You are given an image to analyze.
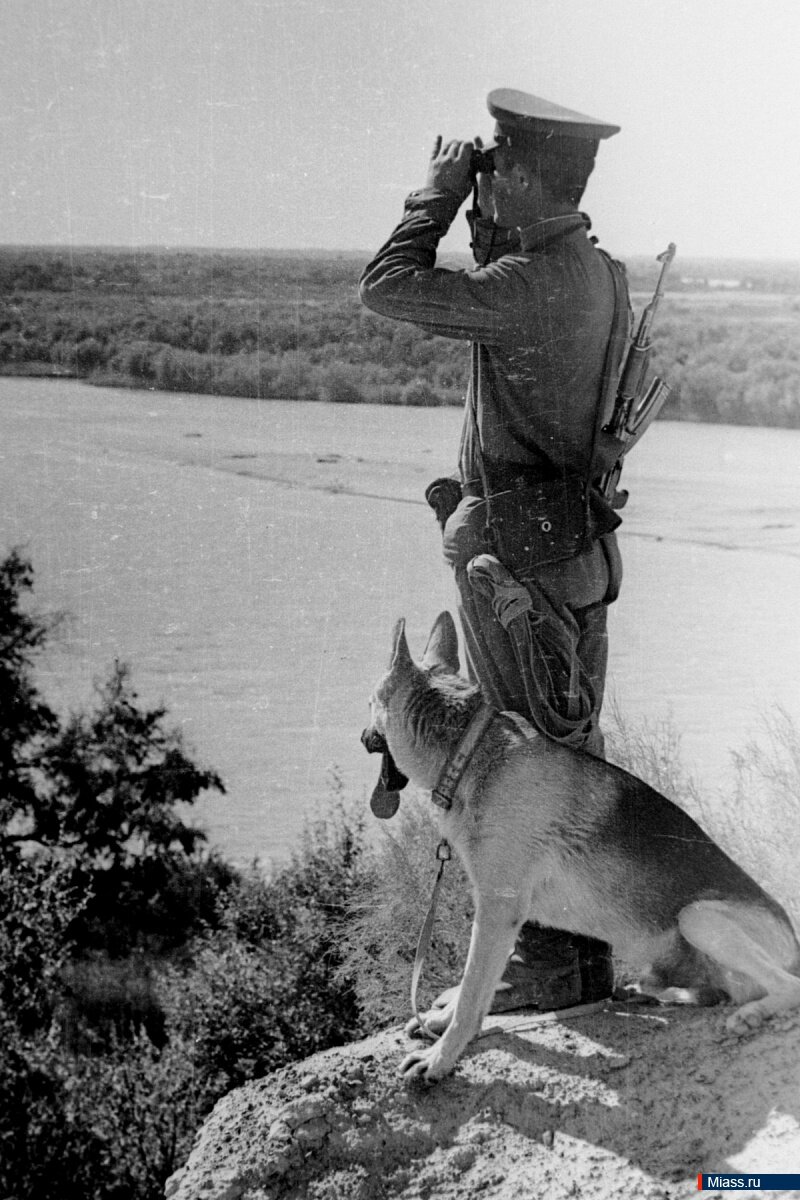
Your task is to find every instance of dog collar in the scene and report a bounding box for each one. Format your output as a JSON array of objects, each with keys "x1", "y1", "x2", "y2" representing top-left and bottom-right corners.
[{"x1": 431, "y1": 702, "x2": 497, "y2": 811}]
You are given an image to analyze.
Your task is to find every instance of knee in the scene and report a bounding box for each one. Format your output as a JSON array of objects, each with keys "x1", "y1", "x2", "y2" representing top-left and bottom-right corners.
[{"x1": 677, "y1": 900, "x2": 725, "y2": 941}]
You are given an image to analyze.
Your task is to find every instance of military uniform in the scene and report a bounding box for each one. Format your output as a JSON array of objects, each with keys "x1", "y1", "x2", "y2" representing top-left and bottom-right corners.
[{"x1": 360, "y1": 90, "x2": 629, "y2": 1010}]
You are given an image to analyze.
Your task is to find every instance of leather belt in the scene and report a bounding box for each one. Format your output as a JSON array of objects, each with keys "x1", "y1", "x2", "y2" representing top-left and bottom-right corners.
[{"x1": 463, "y1": 461, "x2": 559, "y2": 498}]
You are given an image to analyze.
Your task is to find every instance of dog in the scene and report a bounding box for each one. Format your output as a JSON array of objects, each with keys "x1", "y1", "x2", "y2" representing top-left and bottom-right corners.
[{"x1": 362, "y1": 610, "x2": 800, "y2": 1082}]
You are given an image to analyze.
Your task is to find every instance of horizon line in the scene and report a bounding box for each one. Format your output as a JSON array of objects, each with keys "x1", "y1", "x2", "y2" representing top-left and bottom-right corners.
[{"x1": 1, "y1": 242, "x2": 800, "y2": 268}]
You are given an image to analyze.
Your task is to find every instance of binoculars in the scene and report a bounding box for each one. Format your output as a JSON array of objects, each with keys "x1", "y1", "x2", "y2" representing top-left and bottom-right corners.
[{"x1": 469, "y1": 144, "x2": 496, "y2": 179}]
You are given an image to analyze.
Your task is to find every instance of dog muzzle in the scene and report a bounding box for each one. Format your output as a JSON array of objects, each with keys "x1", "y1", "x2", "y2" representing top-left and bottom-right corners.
[{"x1": 360, "y1": 727, "x2": 408, "y2": 819}]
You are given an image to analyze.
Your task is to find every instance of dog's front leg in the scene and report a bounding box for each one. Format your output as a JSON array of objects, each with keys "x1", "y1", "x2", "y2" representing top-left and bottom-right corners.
[{"x1": 400, "y1": 895, "x2": 524, "y2": 1082}]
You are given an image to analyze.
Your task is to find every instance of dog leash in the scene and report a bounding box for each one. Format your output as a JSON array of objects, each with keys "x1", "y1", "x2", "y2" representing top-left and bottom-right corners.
[{"x1": 410, "y1": 838, "x2": 452, "y2": 1041}]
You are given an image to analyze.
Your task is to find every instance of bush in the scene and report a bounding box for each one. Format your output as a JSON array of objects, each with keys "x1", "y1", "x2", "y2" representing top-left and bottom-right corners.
[
  {"x1": 0, "y1": 1032, "x2": 112, "y2": 1200},
  {"x1": 400, "y1": 377, "x2": 444, "y2": 407},
  {"x1": 0, "y1": 857, "x2": 83, "y2": 1035},
  {"x1": 0, "y1": 1023, "x2": 215, "y2": 1200},
  {"x1": 321, "y1": 361, "x2": 365, "y2": 404},
  {"x1": 72, "y1": 1030, "x2": 218, "y2": 1199},
  {"x1": 75, "y1": 336, "x2": 104, "y2": 373},
  {"x1": 161, "y1": 785, "x2": 370, "y2": 1089}
]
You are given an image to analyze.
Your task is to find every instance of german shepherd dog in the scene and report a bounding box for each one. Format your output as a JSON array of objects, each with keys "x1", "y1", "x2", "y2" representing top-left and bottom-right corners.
[{"x1": 362, "y1": 612, "x2": 800, "y2": 1082}]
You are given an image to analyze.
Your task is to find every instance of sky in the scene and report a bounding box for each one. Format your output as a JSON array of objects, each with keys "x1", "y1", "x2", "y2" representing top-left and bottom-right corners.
[{"x1": 2, "y1": 0, "x2": 800, "y2": 261}]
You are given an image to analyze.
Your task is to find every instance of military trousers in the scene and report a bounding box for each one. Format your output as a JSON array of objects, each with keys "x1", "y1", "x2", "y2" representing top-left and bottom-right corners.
[{"x1": 441, "y1": 494, "x2": 619, "y2": 756}]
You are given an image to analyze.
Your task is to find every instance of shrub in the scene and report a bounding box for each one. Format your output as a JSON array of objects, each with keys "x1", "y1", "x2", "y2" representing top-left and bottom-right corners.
[
  {"x1": 73, "y1": 1029, "x2": 219, "y2": 1199},
  {"x1": 74, "y1": 336, "x2": 104, "y2": 373},
  {"x1": 272, "y1": 354, "x2": 320, "y2": 401},
  {"x1": 160, "y1": 786, "x2": 370, "y2": 1088},
  {"x1": 0, "y1": 852, "x2": 111, "y2": 1199},
  {"x1": 0, "y1": 857, "x2": 83, "y2": 1035},
  {"x1": 0, "y1": 1032, "x2": 112, "y2": 1200},
  {"x1": 212, "y1": 352, "x2": 260, "y2": 398},
  {"x1": 0, "y1": 1022, "x2": 215, "y2": 1200},
  {"x1": 321, "y1": 362, "x2": 365, "y2": 404},
  {"x1": 400, "y1": 377, "x2": 444, "y2": 407}
]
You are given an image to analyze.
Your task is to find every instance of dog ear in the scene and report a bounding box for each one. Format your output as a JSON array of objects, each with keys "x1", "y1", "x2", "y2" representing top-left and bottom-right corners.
[
  {"x1": 421, "y1": 611, "x2": 460, "y2": 674},
  {"x1": 389, "y1": 618, "x2": 414, "y2": 673}
]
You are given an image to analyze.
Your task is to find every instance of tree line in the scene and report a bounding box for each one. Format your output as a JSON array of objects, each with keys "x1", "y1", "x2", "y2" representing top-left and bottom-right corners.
[{"x1": 1, "y1": 245, "x2": 799, "y2": 426}]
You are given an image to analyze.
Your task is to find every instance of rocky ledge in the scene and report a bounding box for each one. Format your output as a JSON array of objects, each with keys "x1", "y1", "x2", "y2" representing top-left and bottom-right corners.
[{"x1": 166, "y1": 1003, "x2": 800, "y2": 1200}]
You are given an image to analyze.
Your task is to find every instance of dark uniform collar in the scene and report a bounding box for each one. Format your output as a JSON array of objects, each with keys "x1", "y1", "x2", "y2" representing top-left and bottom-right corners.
[{"x1": 518, "y1": 211, "x2": 591, "y2": 253}]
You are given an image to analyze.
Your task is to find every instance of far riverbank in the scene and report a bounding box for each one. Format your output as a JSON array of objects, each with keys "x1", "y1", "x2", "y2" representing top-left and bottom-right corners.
[{"x1": 3, "y1": 243, "x2": 800, "y2": 426}]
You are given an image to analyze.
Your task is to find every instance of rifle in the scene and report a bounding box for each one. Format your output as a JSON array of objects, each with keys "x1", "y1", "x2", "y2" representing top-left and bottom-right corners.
[{"x1": 599, "y1": 242, "x2": 677, "y2": 509}]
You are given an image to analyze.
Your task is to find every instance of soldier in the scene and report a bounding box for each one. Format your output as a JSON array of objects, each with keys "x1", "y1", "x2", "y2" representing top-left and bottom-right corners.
[{"x1": 359, "y1": 89, "x2": 630, "y2": 1013}]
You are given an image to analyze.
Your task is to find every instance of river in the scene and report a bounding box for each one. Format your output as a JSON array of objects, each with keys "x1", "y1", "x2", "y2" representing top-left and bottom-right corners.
[{"x1": 2, "y1": 378, "x2": 799, "y2": 864}]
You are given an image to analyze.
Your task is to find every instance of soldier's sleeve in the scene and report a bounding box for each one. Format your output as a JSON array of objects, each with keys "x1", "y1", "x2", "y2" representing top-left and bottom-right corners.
[{"x1": 359, "y1": 189, "x2": 527, "y2": 344}]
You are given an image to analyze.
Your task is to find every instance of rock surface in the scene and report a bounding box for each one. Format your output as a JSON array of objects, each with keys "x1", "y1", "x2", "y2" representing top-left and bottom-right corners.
[{"x1": 166, "y1": 1003, "x2": 800, "y2": 1200}]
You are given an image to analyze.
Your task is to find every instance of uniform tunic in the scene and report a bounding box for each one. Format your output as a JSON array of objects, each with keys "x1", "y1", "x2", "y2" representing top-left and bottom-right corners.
[{"x1": 360, "y1": 186, "x2": 628, "y2": 754}]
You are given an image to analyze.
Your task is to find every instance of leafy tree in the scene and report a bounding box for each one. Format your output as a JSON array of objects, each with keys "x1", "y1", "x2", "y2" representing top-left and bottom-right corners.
[
  {"x1": 0, "y1": 550, "x2": 60, "y2": 824},
  {"x1": 0, "y1": 549, "x2": 228, "y2": 954},
  {"x1": 32, "y1": 663, "x2": 219, "y2": 866}
]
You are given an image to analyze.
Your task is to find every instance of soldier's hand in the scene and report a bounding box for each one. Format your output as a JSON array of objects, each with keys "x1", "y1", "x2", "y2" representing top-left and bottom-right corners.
[{"x1": 425, "y1": 136, "x2": 473, "y2": 201}]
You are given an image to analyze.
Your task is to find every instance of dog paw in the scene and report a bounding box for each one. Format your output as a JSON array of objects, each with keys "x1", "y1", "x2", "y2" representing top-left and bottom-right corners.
[
  {"x1": 405, "y1": 1004, "x2": 454, "y2": 1040},
  {"x1": 726, "y1": 1000, "x2": 766, "y2": 1035},
  {"x1": 431, "y1": 985, "x2": 460, "y2": 1010},
  {"x1": 405, "y1": 1014, "x2": 432, "y2": 1041},
  {"x1": 398, "y1": 1044, "x2": 453, "y2": 1082}
]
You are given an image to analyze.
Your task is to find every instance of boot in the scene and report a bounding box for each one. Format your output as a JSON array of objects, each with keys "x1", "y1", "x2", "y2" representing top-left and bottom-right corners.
[{"x1": 489, "y1": 923, "x2": 613, "y2": 1014}]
